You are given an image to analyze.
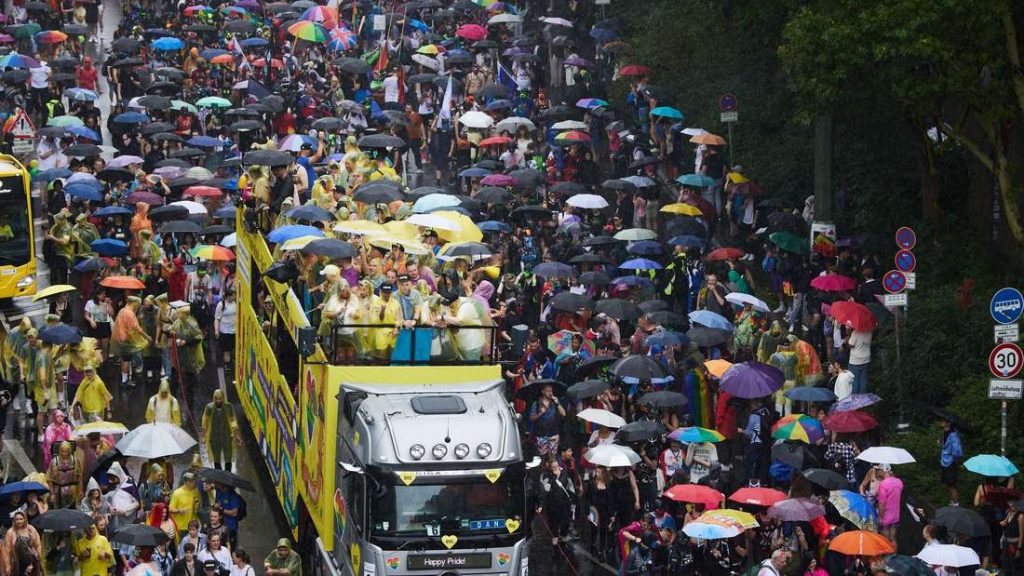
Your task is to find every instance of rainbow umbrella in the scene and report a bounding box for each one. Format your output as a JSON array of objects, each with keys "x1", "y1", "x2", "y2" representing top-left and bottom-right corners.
[
  {"x1": 189, "y1": 244, "x2": 235, "y2": 261},
  {"x1": 555, "y1": 130, "x2": 591, "y2": 143},
  {"x1": 576, "y1": 98, "x2": 608, "y2": 109},
  {"x1": 35, "y1": 30, "x2": 68, "y2": 44},
  {"x1": 288, "y1": 21, "x2": 329, "y2": 42},
  {"x1": 0, "y1": 53, "x2": 40, "y2": 69},
  {"x1": 302, "y1": 5, "x2": 339, "y2": 29},
  {"x1": 699, "y1": 509, "x2": 759, "y2": 530},
  {"x1": 184, "y1": 5, "x2": 213, "y2": 15},
  {"x1": 220, "y1": 5, "x2": 247, "y2": 15},
  {"x1": 326, "y1": 26, "x2": 357, "y2": 52},
  {"x1": 416, "y1": 44, "x2": 445, "y2": 55},
  {"x1": 667, "y1": 427, "x2": 725, "y2": 443},
  {"x1": 771, "y1": 413, "x2": 825, "y2": 443},
  {"x1": 828, "y1": 490, "x2": 879, "y2": 531}
]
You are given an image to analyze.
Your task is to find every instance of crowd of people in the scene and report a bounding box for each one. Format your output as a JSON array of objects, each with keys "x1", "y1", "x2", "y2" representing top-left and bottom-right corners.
[{"x1": 0, "y1": 0, "x2": 1018, "y2": 575}]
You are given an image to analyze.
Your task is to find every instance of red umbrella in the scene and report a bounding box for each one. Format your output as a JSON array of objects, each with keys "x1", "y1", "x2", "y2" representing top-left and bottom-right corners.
[
  {"x1": 823, "y1": 410, "x2": 878, "y2": 433},
  {"x1": 664, "y1": 484, "x2": 724, "y2": 509},
  {"x1": 100, "y1": 275, "x2": 145, "y2": 290},
  {"x1": 684, "y1": 195, "x2": 716, "y2": 219},
  {"x1": 618, "y1": 64, "x2": 649, "y2": 77},
  {"x1": 728, "y1": 487, "x2": 788, "y2": 507},
  {"x1": 810, "y1": 273, "x2": 857, "y2": 292},
  {"x1": 252, "y1": 58, "x2": 285, "y2": 69},
  {"x1": 830, "y1": 301, "x2": 877, "y2": 331},
  {"x1": 706, "y1": 247, "x2": 745, "y2": 262},
  {"x1": 456, "y1": 24, "x2": 487, "y2": 41},
  {"x1": 183, "y1": 186, "x2": 223, "y2": 197},
  {"x1": 479, "y1": 136, "x2": 513, "y2": 147}
]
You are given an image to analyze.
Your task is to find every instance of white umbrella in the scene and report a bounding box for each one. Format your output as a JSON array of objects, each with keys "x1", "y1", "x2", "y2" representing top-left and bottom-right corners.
[
  {"x1": 682, "y1": 127, "x2": 708, "y2": 136},
  {"x1": 488, "y1": 13, "x2": 522, "y2": 25},
  {"x1": 622, "y1": 175, "x2": 656, "y2": 188},
  {"x1": 916, "y1": 544, "x2": 980, "y2": 568},
  {"x1": 552, "y1": 120, "x2": 588, "y2": 131},
  {"x1": 412, "y1": 54, "x2": 440, "y2": 71},
  {"x1": 566, "y1": 194, "x2": 609, "y2": 210},
  {"x1": 459, "y1": 110, "x2": 494, "y2": 129},
  {"x1": 219, "y1": 233, "x2": 237, "y2": 248},
  {"x1": 407, "y1": 213, "x2": 462, "y2": 232},
  {"x1": 577, "y1": 408, "x2": 627, "y2": 428},
  {"x1": 185, "y1": 167, "x2": 214, "y2": 181},
  {"x1": 540, "y1": 17, "x2": 573, "y2": 27},
  {"x1": 107, "y1": 155, "x2": 144, "y2": 168},
  {"x1": 583, "y1": 444, "x2": 640, "y2": 467},
  {"x1": 495, "y1": 116, "x2": 536, "y2": 134},
  {"x1": 856, "y1": 446, "x2": 916, "y2": 465},
  {"x1": 115, "y1": 423, "x2": 197, "y2": 459},
  {"x1": 725, "y1": 293, "x2": 770, "y2": 313},
  {"x1": 169, "y1": 200, "x2": 208, "y2": 215}
]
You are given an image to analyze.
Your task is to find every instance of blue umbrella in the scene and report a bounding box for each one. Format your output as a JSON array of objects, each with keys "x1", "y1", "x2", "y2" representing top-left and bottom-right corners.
[
  {"x1": 645, "y1": 331, "x2": 688, "y2": 347},
  {"x1": 114, "y1": 111, "x2": 150, "y2": 124},
  {"x1": 611, "y1": 275, "x2": 652, "y2": 287},
  {"x1": 651, "y1": 106, "x2": 684, "y2": 120},
  {"x1": 627, "y1": 240, "x2": 663, "y2": 256},
  {"x1": 485, "y1": 99, "x2": 514, "y2": 110},
  {"x1": 38, "y1": 325, "x2": 83, "y2": 345},
  {"x1": 66, "y1": 125, "x2": 101, "y2": 141},
  {"x1": 240, "y1": 37, "x2": 269, "y2": 48},
  {"x1": 785, "y1": 387, "x2": 838, "y2": 403},
  {"x1": 151, "y1": 37, "x2": 184, "y2": 51},
  {"x1": 619, "y1": 258, "x2": 662, "y2": 270},
  {"x1": 64, "y1": 87, "x2": 99, "y2": 102},
  {"x1": 412, "y1": 194, "x2": 461, "y2": 213},
  {"x1": 589, "y1": 28, "x2": 617, "y2": 42},
  {"x1": 223, "y1": 178, "x2": 239, "y2": 192},
  {"x1": 200, "y1": 48, "x2": 229, "y2": 60},
  {"x1": 408, "y1": 19, "x2": 431, "y2": 31},
  {"x1": 689, "y1": 310, "x2": 734, "y2": 331},
  {"x1": 91, "y1": 238, "x2": 129, "y2": 256},
  {"x1": 458, "y1": 167, "x2": 491, "y2": 178},
  {"x1": 93, "y1": 206, "x2": 134, "y2": 217},
  {"x1": 0, "y1": 481, "x2": 49, "y2": 497},
  {"x1": 676, "y1": 173, "x2": 716, "y2": 188},
  {"x1": 964, "y1": 454, "x2": 1020, "y2": 477},
  {"x1": 74, "y1": 257, "x2": 114, "y2": 273},
  {"x1": 477, "y1": 220, "x2": 511, "y2": 233},
  {"x1": 33, "y1": 167, "x2": 72, "y2": 182},
  {"x1": 266, "y1": 225, "x2": 324, "y2": 244},
  {"x1": 622, "y1": 175, "x2": 656, "y2": 188},
  {"x1": 667, "y1": 235, "x2": 705, "y2": 248},
  {"x1": 285, "y1": 204, "x2": 334, "y2": 221},
  {"x1": 829, "y1": 392, "x2": 882, "y2": 413},
  {"x1": 187, "y1": 135, "x2": 223, "y2": 148},
  {"x1": 66, "y1": 183, "x2": 104, "y2": 201},
  {"x1": 829, "y1": 490, "x2": 879, "y2": 531},
  {"x1": 214, "y1": 204, "x2": 237, "y2": 219}
]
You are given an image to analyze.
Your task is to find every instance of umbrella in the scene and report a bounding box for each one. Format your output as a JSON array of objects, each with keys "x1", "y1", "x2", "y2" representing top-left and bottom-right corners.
[
  {"x1": 930, "y1": 406, "x2": 970, "y2": 431},
  {"x1": 150, "y1": 205, "x2": 190, "y2": 221},
  {"x1": 220, "y1": 233, "x2": 237, "y2": 248},
  {"x1": 160, "y1": 220, "x2": 202, "y2": 234},
  {"x1": 190, "y1": 245, "x2": 234, "y2": 261},
  {"x1": 577, "y1": 408, "x2": 627, "y2": 429},
  {"x1": 626, "y1": 241, "x2": 663, "y2": 256},
  {"x1": 201, "y1": 225, "x2": 232, "y2": 236},
  {"x1": 458, "y1": 110, "x2": 494, "y2": 129},
  {"x1": 91, "y1": 239, "x2": 129, "y2": 256},
  {"x1": 107, "y1": 155, "x2": 145, "y2": 168},
  {"x1": 267, "y1": 225, "x2": 324, "y2": 244},
  {"x1": 412, "y1": 193, "x2": 461, "y2": 213},
  {"x1": 829, "y1": 530, "x2": 895, "y2": 556},
  {"x1": 357, "y1": 134, "x2": 405, "y2": 149},
  {"x1": 822, "y1": 411, "x2": 878, "y2": 433},
  {"x1": 689, "y1": 310, "x2": 733, "y2": 331},
  {"x1": 549, "y1": 292, "x2": 593, "y2": 312},
  {"x1": 784, "y1": 387, "x2": 837, "y2": 403},
  {"x1": 651, "y1": 106, "x2": 684, "y2": 120},
  {"x1": 615, "y1": 420, "x2": 668, "y2": 443},
  {"x1": 883, "y1": 555, "x2": 934, "y2": 576},
  {"x1": 301, "y1": 239, "x2": 357, "y2": 259},
  {"x1": 99, "y1": 276, "x2": 145, "y2": 290},
  {"x1": 829, "y1": 392, "x2": 882, "y2": 414},
  {"x1": 856, "y1": 446, "x2": 916, "y2": 465},
  {"x1": 668, "y1": 426, "x2": 725, "y2": 443},
  {"x1": 566, "y1": 194, "x2": 609, "y2": 209},
  {"x1": 151, "y1": 37, "x2": 184, "y2": 51},
  {"x1": 637, "y1": 391, "x2": 687, "y2": 409},
  {"x1": 660, "y1": 203, "x2": 705, "y2": 218},
  {"x1": 32, "y1": 509, "x2": 94, "y2": 531},
  {"x1": 566, "y1": 379, "x2": 609, "y2": 401},
  {"x1": 767, "y1": 497, "x2": 825, "y2": 522},
  {"x1": 802, "y1": 468, "x2": 849, "y2": 490},
  {"x1": 700, "y1": 509, "x2": 759, "y2": 530},
  {"x1": 690, "y1": 133, "x2": 727, "y2": 146},
  {"x1": 65, "y1": 143, "x2": 102, "y2": 157},
  {"x1": 830, "y1": 301, "x2": 877, "y2": 331},
  {"x1": 725, "y1": 293, "x2": 771, "y2": 313},
  {"x1": 769, "y1": 231, "x2": 809, "y2": 254},
  {"x1": 116, "y1": 423, "x2": 197, "y2": 459},
  {"x1": 39, "y1": 325, "x2": 83, "y2": 345},
  {"x1": 829, "y1": 490, "x2": 879, "y2": 531},
  {"x1": 703, "y1": 359, "x2": 734, "y2": 379},
  {"x1": 72, "y1": 420, "x2": 129, "y2": 436},
  {"x1": 771, "y1": 414, "x2": 825, "y2": 443},
  {"x1": 584, "y1": 444, "x2": 641, "y2": 468},
  {"x1": 916, "y1": 544, "x2": 979, "y2": 567},
  {"x1": 0, "y1": 481, "x2": 48, "y2": 497},
  {"x1": 618, "y1": 64, "x2": 649, "y2": 76},
  {"x1": 609, "y1": 355, "x2": 668, "y2": 380},
  {"x1": 771, "y1": 442, "x2": 821, "y2": 470},
  {"x1": 644, "y1": 331, "x2": 688, "y2": 348},
  {"x1": 285, "y1": 204, "x2": 334, "y2": 221},
  {"x1": 32, "y1": 284, "x2": 76, "y2": 301},
  {"x1": 720, "y1": 362, "x2": 784, "y2": 398},
  {"x1": 195, "y1": 468, "x2": 255, "y2": 491},
  {"x1": 934, "y1": 506, "x2": 990, "y2": 537},
  {"x1": 456, "y1": 24, "x2": 487, "y2": 41},
  {"x1": 594, "y1": 299, "x2": 642, "y2": 322},
  {"x1": 169, "y1": 200, "x2": 207, "y2": 215},
  {"x1": 728, "y1": 486, "x2": 788, "y2": 507},
  {"x1": 74, "y1": 257, "x2": 114, "y2": 273},
  {"x1": 619, "y1": 258, "x2": 662, "y2": 271},
  {"x1": 964, "y1": 454, "x2": 1020, "y2": 477},
  {"x1": 687, "y1": 326, "x2": 732, "y2": 347},
  {"x1": 495, "y1": 117, "x2": 536, "y2": 134},
  {"x1": 515, "y1": 379, "x2": 566, "y2": 401},
  {"x1": 111, "y1": 524, "x2": 172, "y2": 547},
  {"x1": 810, "y1": 274, "x2": 857, "y2": 292},
  {"x1": 681, "y1": 521, "x2": 740, "y2": 540},
  {"x1": 663, "y1": 484, "x2": 724, "y2": 508},
  {"x1": 675, "y1": 173, "x2": 716, "y2": 187},
  {"x1": 474, "y1": 187, "x2": 512, "y2": 204},
  {"x1": 575, "y1": 356, "x2": 617, "y2": 378}
]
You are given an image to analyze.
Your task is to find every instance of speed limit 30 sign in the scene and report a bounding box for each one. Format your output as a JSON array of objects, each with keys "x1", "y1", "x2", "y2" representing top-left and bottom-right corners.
[{"x1": 990, "y1": 342, "x2": 1024, "y2": 379}]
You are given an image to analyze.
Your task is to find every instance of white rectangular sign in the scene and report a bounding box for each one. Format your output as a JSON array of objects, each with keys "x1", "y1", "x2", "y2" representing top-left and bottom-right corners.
[
  {"x1": 11, "y1": 138, "x2": 34, "y2": 155},
  {"x1": 720, "y1": 111, "x2": 738, "y2": 123},
  {"x1": 904, "y1": 272, "x2": 916, "y2": 290},
  {"x1": 989, "y1": 379, "x2": 1024, "y2": 400},
  {"x1": 995, "y1": 323, "x2": 1020, "y2": 343},
  {"x1": 372, "y1": 14, "x2": 387, "y2": 31},
  {"x1": 883, "y1": 293, "x2": 908, "y2": 307}
]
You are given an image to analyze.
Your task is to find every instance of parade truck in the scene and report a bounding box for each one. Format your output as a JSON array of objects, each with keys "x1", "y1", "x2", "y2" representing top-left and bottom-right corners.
[
  {"x1": 0, "y1": 154, "x2": 37, "y2": 300},
  {"x1": 233, "y1": 219, "x2": 529, "y2": 576}
]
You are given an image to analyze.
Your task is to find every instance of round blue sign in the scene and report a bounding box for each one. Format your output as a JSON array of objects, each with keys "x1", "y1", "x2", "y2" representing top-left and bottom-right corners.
[
  {"x1": 894, "y1": 250, "x2": 916, "y2": 273},
  {"x1": 883, "y1": 270, "x2": 907, "y2": 294},
  {"x1": 895, "y1": 226, "x2": 917, "y2": 250},
  {"x1": 991, "y1": 287, "x2": 1024, "y2": 325},
  {"x1": 718, "y1": 93, "x2": 738, "y2": 113}
]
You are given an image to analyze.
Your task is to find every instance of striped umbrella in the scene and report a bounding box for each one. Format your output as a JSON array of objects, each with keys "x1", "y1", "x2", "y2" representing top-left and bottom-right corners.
[
  {"x1": 772, "y1": 414, "x2": 825, "y2": 443},
  {"x1": 34, "y1": 30, "x2": 68, "y2": 44},
  {"x1": 287, "y1": 21, "x2": 328, "y2": 42},
  {"x1": 326, "y1": 26, "x2": 358, "y2": 52}
]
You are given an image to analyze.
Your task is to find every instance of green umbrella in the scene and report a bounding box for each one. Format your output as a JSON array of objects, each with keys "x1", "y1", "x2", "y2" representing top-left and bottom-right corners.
[
  {"x1": 769, "y1": 231, "x2": 809, "y2": 254},
  {"x1": 170, "y1": 100, "x2": 198, "y2": 115},
  {"x1": 12, "y1": 23, "x2": 42, "y2": 39},
  {"x1": 47, "y1": 115, "x2": 84, "y2": 127},
  {"x1": 196, "y1": 96, "x2": 232, "y2": 109}
]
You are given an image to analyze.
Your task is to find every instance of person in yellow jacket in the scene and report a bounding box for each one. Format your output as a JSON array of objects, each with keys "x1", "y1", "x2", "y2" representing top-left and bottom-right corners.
[
  {"x1": 201, "y1": 389, "x2": 240, "y2": 471},
  {"x1": 70, "y1": 365, "x2": 112, "y2": 422},
  {"x1": 371, "y1": 283, "x2": 402, "y2": 360},
  {"x1": 2, "y1": 317, "x2": 31, "y2": 383},
  {"x1": 75, "y1": 521, "x2": 115, "y2": 576},
  {"x1": 146, "y1": 379, "x2": 182, "y2": 426},
  {"x1": 168, "y1": 472, "x2": 201, "y2": 540}
]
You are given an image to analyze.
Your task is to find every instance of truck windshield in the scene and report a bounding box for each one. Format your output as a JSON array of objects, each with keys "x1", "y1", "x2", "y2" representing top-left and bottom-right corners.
[
  {"x1": 0, "y1": 175, "x2": 30, "y2": 266},
  {"x1": 371, "y1": 475, "x2": 524, "y2": 538}
]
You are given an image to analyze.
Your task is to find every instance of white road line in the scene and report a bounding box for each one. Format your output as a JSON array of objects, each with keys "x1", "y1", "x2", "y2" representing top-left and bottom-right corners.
[{"x1": 4, "y1": 439, "x2": 37, "y2": 475}]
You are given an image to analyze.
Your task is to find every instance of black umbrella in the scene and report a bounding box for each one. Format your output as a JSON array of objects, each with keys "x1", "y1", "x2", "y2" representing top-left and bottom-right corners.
[
  {"x1": 352, "y1": 181, "x2": 404, "y2": 204},
  {"x1": 201, "y1": 224, "x2": 232, "y2": 236},
  {"x1": 639, "y1": 301, "x2": 669, "y2": 313},
  {"x1": 771, "y1": 442, "x2": 820, "y2": 470},
  {"x1": 25, "y1": 1, "x2": 49, "y2": 11},
  {"x1": 229, "y1": 120, "x2": 264, "y2": 132},
  {"x1": 137, "y1": 95, "x2": 171, "y2": 109},
  {"x1": 39, "y1": 126, "x2": 67, "y2": 138},
  {"x1": 245, "y1": 150, "x2": 293, "y2": 167},
  {"x1": 610, "y1": 355, "x2": 668, "y2": 380},
  {"x1": 151, "y1": 132, "x2": 186, "y2": 143},
  {"x1": 637, "y1": 391, "x2": 688, "y2": 409},
  {"x1": 185, "y1": 24, "x2": 218, "y2": 34},
  {"x1": 569, "y1": 253, "x2": 609, "y2": 265},
  {"x1": 51, "y1": 55, "x2": 79, "y2": 69},
  {"x1": 476, "y1": 83, "x2": 512, "y2": 100},
  {"x1": 935, "y1": 506, "x2": 990, "y2": 537},
  {"x1": 311, "y1": 117, "x2": 345, "y2": 131},
  {"x1": 196, "y1": 467, "x2": 256, "y2": 491},
  {"x1": 532, "y1": 262, "x2": 576, "y2": 279},
  {"x1": 285, "y1": 204, "x2": 334, "y2": 221},
  {"x1": 582, "y1": 235, "x2": 618, "y2": 247},
  {"x1": 474, "y1": 187, "x2": 511, "y2": 204},
  {"x1": 358, "y1": 133, "x2": 405, "y2": 148},
  {"x1": 616, "y1": 420, "x2": 668, "y2": 443},
  {"x1": 39, "y1": 325, "x2": 83, "y2": 345},
  {"x1": 65, "y1": 143, "x2": 102, "y2": 157},
  {"x1": 549, "y1": 292, "x2": 593, "y2": 312},
  {"x1": 139, "y1": 122, "x2": 176, "y2": 135},
  {"x1": 407, "y1": 72, "x2": 437, "y2": 85},
  {"x1": 111, "y1": 524, "x2": 171, "y2": 547},
  {"x1": 97, "y1": 168, "x2": 135, "y2": 182},
  {"x1": 802, "y1": 468, "x2": 848, "y2": 490},
  {"x1": 578, "y1": 271, "x2": 611, "y2": 285},
  {"x1": 167, "y1": 177, "x2": 200, "y2": 191},
  {"x1": 516, "y1": 379, "x2": 566, "y2": 401},
  {"x1": 929, "y1": 407, "x2": 970, "y2": 432},
  {"x1": 511, "y1": 205, "x2": 555, "y2": 221},
  {"x1": 508, "y1": 169, "x2": 545, "y2": 188},
  {"x1": 154, "y1": 158, "x2": 190, "y2": 169},
  {"x1": 225, "y1": 20, "x2": 255, "y2": 33},
  {"x1": 149, "y1": 205, "x2": 190, "y2": 221},
  {"x1": 154, "y1": 67, "x2": 186, "y2": 81},
  {"x1": 648, "y1": 310, "x2": 688, "y2": 327},
  {"x1": 159, "y1": 220, "x2": 202, "y2": 234},
  {"x1": 666, "y1": 218, "x2": 708, "y2": 238},
  {"x1": 111, "y1": 38, "x2": 141, "y2": 53},
  {"x1": 442, "y1": 242, "x2": 492, "y2": 259},
  {"x1": 169, "y1": 147, "x2": 206, "y2": 159},
  {"x1": 32, "y1": 509, "x2": 94, "y2": 531},
  {"x1": 473, "y1": 159, "x2": 502, "y2": 171},
  {"x1": 596, "y1": 299, "x2": 641, "y2": 321},
  {"x1": 550, "y1": 181, "x2": 587, "y2": 197},
  {"x1": 336, "y1": 57, "x2": 371, "y2": 74},
  {"x1": 602, "y1": 179, "x2": 637, "y2": 193},
  {"x1": 303, "y1": 239, "x2": 358, "y2": 259},
  {"x1": 687, "y1": 326, "x2": 731, "y2": 346},
  {"x1": 3, "y1": 70, "x2": 30, "y2": 84},
  {"x1": 51, "y1": 72, "x2": 77, "y2": 82},
  {"x1": 567, "y1": 379, "x2": 610, "y2": 400},
  {"x1": 146, "y1": 81, "x2": 179, "y2": 95}
]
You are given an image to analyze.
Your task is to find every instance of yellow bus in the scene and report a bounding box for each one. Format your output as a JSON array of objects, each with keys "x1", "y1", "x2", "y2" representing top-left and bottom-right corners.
[{"x1": 0, "y1": 154, "x2": 36, "y2": 299}]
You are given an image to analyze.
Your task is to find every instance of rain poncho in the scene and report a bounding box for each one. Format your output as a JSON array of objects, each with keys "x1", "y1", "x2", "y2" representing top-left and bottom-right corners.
[
  {"x1": 170, "y1": 311, "x2": 205, "y2": 374},
  {"x1": 105, "y1": 462, "x2": 140, "y2": 534}
]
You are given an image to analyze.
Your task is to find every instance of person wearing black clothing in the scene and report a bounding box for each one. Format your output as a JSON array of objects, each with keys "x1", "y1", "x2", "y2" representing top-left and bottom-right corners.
[
  {"x1": 172, "y1": 542, "x2": 203, "y2": 576},
  {"x1": 146, "y1": 262, "x2": 169, "y2": 297},
  {"x1": 270, "y1": 164, "x2": 296, "y2": 213},
  {"x1": 542, "y1": 460, "x2": 575, "y2": 543},
  {"x1": 0, "y1": 377, "x2": 16, "y2": 441},
  {"x1": 855, "y1": 266, "x2": 884, "y2": 304}
]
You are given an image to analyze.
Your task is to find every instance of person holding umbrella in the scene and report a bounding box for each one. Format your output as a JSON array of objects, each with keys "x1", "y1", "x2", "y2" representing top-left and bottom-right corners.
[
  {"x1": 529, "y1": 382, "x2": 566, "y2": 457},
  {"x1": 938, "y1": 415, "x2": 964, "y2": 506}
]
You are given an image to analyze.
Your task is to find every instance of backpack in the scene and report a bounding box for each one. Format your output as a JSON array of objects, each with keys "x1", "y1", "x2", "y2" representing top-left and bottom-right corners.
[
  {"x1": 755, "y1": 407, "x2": 775, "y2": 445},
  {"x1": 236, "y1": 493, "x2": 248, "y2": 522}
]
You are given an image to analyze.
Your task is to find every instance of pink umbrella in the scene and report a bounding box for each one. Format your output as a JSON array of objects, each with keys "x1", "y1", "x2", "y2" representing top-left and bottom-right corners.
[
  {"x1": 456, "y1": 24, "x2": 488, "y2": 41},
  {"x1": 810, "y1": 273, "x2": 856, "y2": 292},
  {"x1": 107, "y1": 155, "x2": 144, "y2": 168},
  {"x1": 480, "y1": 173, "x2": 516, "y2": 186},
  {"x1": 0, "y1": 34, "x2": 15, "y2": 43},
  {"x1": 125, "y1": 191, "x2": 165, "y2": 205}
]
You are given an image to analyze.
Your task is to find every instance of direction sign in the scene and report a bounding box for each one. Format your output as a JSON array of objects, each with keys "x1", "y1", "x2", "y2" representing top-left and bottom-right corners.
[
  {"x1": 882, "y1": 270, "x2": 907, "y2": 294},
  {"x1": 894, "y1": 250, "x2": 916, "y2": 273},
  {"x1": 718, "y1": 93, "x2": 738, "y2": 112},
  {"x1": 989, "y1": 379, "x2": 1024, "y2": 400},
  {"x1": 895, "y1": 227, "x2": 917, "y2": 250},
  {"x1": 995, "y1": 323, "x2": 1020, "y2": 344},
  {"x1": 990, "y1": 342, "x2": 1024, "y2": 379},
  {"x1": 991, "y1": 287, "x2": 1024, "y2": 325}
]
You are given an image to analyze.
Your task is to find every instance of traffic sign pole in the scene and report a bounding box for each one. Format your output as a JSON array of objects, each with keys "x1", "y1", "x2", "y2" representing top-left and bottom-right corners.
[{"x1": 719, "y1": 94, "x2": 738, "y2": 168}]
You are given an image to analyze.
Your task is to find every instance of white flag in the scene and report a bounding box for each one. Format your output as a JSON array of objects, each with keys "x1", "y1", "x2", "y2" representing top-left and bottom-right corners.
[{"x1": 438, "y1": 74, "x2": 454, "y2": 122}]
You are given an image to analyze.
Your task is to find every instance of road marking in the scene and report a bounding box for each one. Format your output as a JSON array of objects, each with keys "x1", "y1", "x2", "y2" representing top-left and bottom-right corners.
[{"x1": 4, "y1": 439, "x2": 37, "y2": 475}]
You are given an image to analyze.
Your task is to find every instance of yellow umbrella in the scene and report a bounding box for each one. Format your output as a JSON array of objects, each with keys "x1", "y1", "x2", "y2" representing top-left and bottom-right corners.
[
  {"x1": 367, "y1": 235, "x2": 431, "y2": 256},
  {"x1": 699, "y1": 509, "x2": 759, "y2": 530},
  {"x1": 382, "y1": 220, "x2": 421, "y2": 239},
  {"x1": 432, "y1": 210, "x2": 483, "y2": 243},
  {"x1": 280, "y1": 235, "x2": 323, "y2": 251},
  {"x1": 661, "y1": 203, "x2": 704, "y2": 217},
  {"x1": 32, "y1": 284, "x2": 77, "y2": 301},
  {"x1": 690, "y1": 133, "x2": 727, "y2": 146},
  {"x1": 334, "y1": 220, "x2": 384, "y2": 236},
  {"x1": 72, "y1": 420, "x2": 129, "y2": 437},
  {"x1": 704, "y1": 359, "x2": 733, "y2": 379}
]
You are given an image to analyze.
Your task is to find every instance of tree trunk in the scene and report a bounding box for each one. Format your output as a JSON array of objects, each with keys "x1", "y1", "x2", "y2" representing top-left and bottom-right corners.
[{"x1": 917, "y1": 140, "x2": 941, "y2": 222}]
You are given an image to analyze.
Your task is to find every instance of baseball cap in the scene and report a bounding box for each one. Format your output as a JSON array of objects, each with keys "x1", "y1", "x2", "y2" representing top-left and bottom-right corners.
[
  {"x1": 320, "y1": 264, "x2": 341, "y2": 277},
  {"x1": 203, "y1": 559, "x2": 218, "y2": 571},
  {"x1": 380, "y1": 283, "x2": 394, "y2": 292},
  {"x1": 397, "y1": 274, "x2": 410, "y2": 283}
]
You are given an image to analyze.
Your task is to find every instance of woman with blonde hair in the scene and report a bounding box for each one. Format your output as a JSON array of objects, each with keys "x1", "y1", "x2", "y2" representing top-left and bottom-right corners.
[
  {"x1": 5, "y1": 510, "x2": 42, "y2": 576},
  {"x1": 46, "y1": 441, "x2": 82, "y2": 508}
]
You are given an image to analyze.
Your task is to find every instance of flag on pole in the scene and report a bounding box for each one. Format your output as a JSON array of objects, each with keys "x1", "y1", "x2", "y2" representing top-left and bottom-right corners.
[
  {"x1": 247, "y1": 79, "x2": 271, "y2": 101},
  {"x1": 438, "y1": 74, "x2": 454, "y2": 122},
  {"x1": 497, "y1": 61, "x2": 519, "y2": 92},
  {"x1": 230, "y1": 37, "x2": 251, "y2": 71}
]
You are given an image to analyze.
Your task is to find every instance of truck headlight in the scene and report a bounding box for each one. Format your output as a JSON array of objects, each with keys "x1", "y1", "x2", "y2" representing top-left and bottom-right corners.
[
  {"x1": 410, "y1": 444, "x2": 425, "y2": 460},
  {"x1": 17, "y1": 276, "x2": 34, "y2": 289},
  {"x1": 454, "y1": 443, "x2": 470, "y2": 459},
  {"x1": 477, "y1": 443, "x2": 492, "y2": 458},
  {"x1": 432, "y1": 443, "x2": 448, "y2": 459}
]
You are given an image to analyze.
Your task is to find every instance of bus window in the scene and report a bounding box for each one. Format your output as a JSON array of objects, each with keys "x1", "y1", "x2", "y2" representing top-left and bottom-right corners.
[{"x1": 0, "y1": 174, "x2": 30, "y2": 267}]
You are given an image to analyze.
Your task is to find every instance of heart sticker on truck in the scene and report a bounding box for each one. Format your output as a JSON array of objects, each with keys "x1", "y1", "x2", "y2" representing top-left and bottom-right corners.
[
  {"x1": 441, "y1": 535, "x2": 458, "y2": 549},
  {"x1": 505, "y1": 519, "x2": 520, "y2": 533},
  {"x1": 398, "y1": 472, "x2": 416, "y2": 486}
]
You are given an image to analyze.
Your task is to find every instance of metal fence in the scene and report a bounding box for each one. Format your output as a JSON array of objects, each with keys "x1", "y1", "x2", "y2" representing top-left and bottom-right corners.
[{"x1": 328, "y1": 323, "x2": 499, "y2": 365}]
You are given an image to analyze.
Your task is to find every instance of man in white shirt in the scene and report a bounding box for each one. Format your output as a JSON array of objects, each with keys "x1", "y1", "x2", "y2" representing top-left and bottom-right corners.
[
  {"x1": 30, "y1": 60, "x2": 52, "y2": 117},
  {"x1": 757, "y1": 549, "x2": 791, "y2": 575},
  {"x1": 847, "y1": 329, "x2": 872, "y2": 394},
  {"x1": 382, "y1": 69, "x2": 403, "y2": 110},
  {"x1": 831, "y1": 357, "x2": 854, "y2": 400},
  {"x1": 197, "y1": 533, "x2": 232, "y2": 572}
]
